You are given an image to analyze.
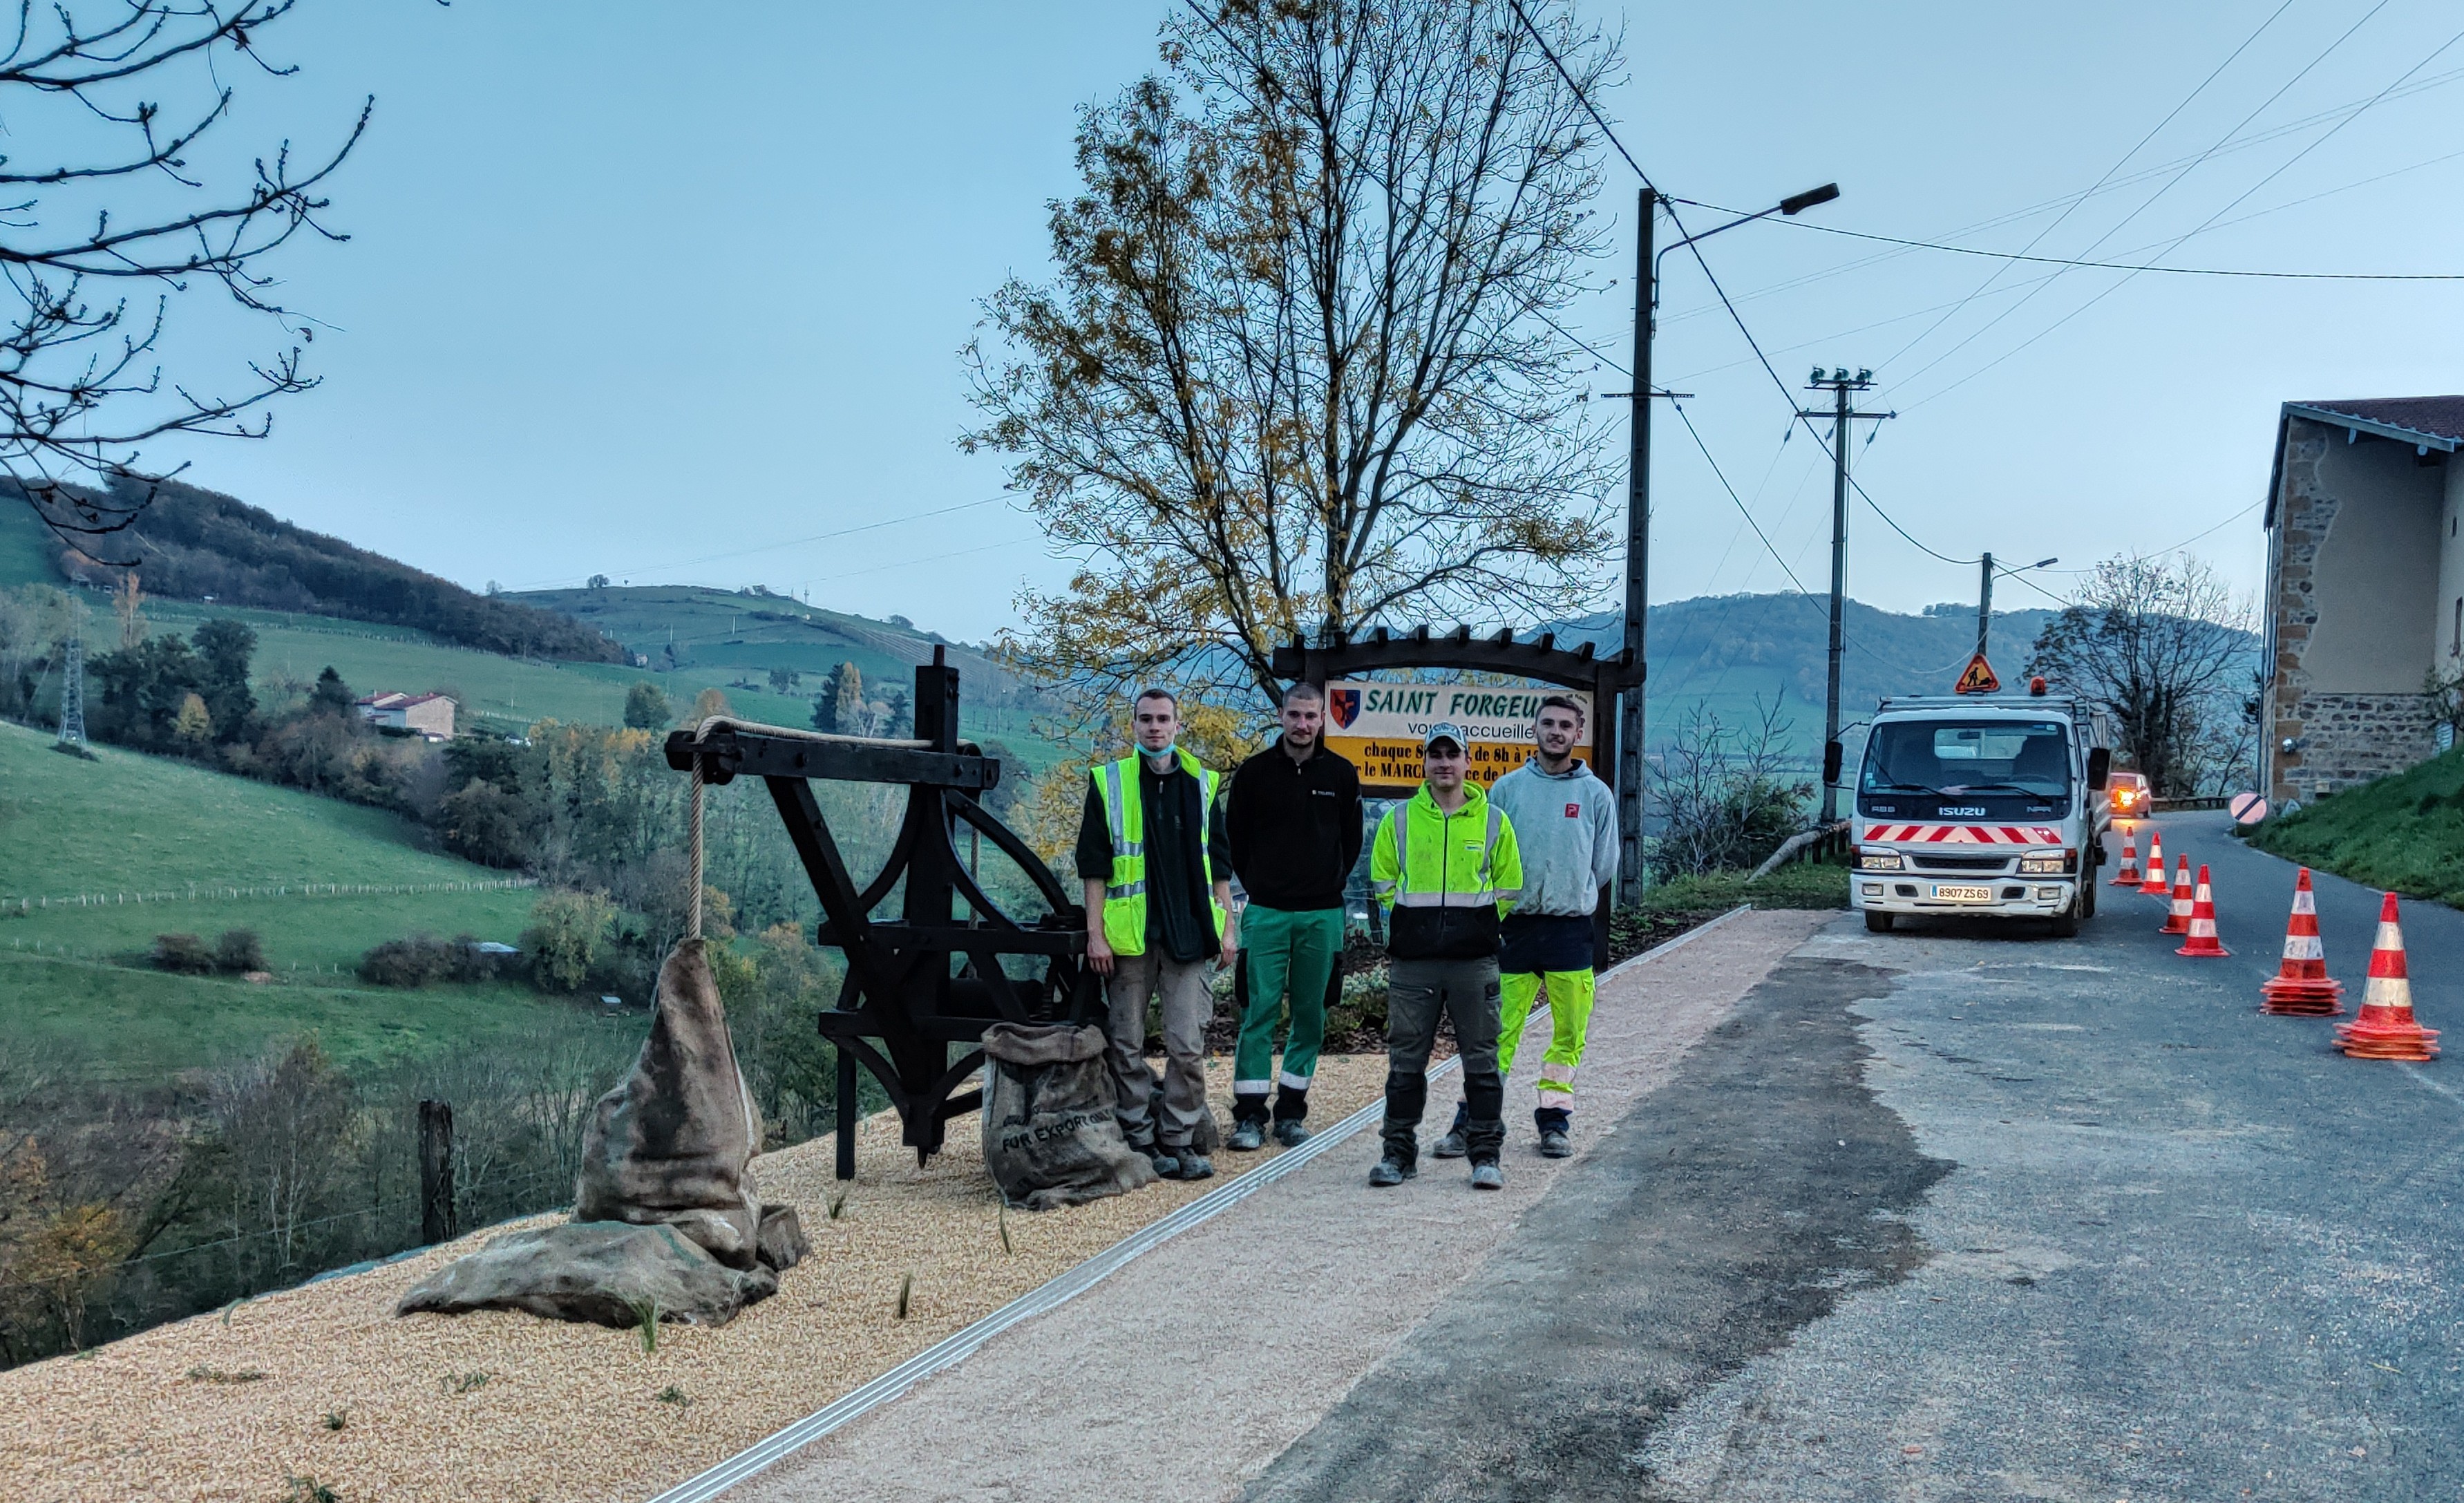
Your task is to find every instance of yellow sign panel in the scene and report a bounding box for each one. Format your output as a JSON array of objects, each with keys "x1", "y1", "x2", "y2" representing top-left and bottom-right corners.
[
  {"x1": 1318, "y1": 679, "x2": 1593, "y2": 799},
  {"x1": 1953, "y1": 652, "x2": 2001, "y2": 695}
]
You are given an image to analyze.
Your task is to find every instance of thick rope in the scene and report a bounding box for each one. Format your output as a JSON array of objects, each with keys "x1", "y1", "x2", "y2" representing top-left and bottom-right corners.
[{"x1": 688, "y1": 755, "x2": 705, "y2": 942}]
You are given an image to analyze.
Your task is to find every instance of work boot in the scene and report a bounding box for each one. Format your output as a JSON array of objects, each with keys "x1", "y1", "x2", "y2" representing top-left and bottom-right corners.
[
  {"x1": 1135, "y1": 1140, "x2": 1179, "y2": 1178},
  {"x1": 1173, "y1": 1148, "x2": 1214, "y2": 1181},
  {"x1": 1469, "y1": 1161, "x2": 1505, "y2": 1191},
  {"x1": 1368, "y1": 1155, "x2": 1418, "y2": 1188},
  {"x1": 1431, "y1": 1102, "x2": 1470, "y2": 1159},
  {"x1": 1272, "y1": 1119, "x2": 1313, "y2": 1148},
  {"x1": 1537, "y1": 1128, "x2": 1573, "y2": 1159},
  {"x1": 1226, "y1": 1120, "x2": 1267, "y2": 1153}
]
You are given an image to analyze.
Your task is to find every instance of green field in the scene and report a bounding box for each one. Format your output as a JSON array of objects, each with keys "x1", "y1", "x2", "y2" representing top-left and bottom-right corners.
[
  {"x1": 0, "y1": 719, "x2": 589, "y2": 1077},
  {"x1": 2247, "y1": 746, "x2": 2464, "y2": 908}
]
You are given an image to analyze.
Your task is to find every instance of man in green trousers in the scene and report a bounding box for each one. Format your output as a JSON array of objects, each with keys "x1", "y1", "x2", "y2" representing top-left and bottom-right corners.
[{"x1": 1222, "y1": 681, "x2": 1363, "y2": 1151}]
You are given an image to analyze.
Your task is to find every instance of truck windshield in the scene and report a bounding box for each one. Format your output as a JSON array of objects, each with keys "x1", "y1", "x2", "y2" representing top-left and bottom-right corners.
[{"x1": 1861, "y1": 720, "x2": 2072, "y2": 797}]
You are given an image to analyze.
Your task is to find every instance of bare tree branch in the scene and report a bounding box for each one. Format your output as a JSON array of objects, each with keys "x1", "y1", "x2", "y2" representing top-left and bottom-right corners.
[
  {"x1": 964, "y1": 0, "x2": 1619, "y2": 715},
  {"x1": 0, "y1": 1, "x2": 371, "y2": 559}
]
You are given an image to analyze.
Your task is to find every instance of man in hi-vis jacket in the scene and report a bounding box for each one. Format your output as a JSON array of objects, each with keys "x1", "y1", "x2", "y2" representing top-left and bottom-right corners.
[
  {"x1": 1077, "y1": 688, "x2": 1235, "y2": 1182},
  {"x1": 1367, "y1": 723, "x2": 1523, "y2": 1191}
]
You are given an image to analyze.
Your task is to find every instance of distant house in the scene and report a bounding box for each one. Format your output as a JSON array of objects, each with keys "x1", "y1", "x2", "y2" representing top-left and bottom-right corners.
[
  {"x1": 354, "y1": 690, "x2": 457, "y2": 740},
  {"x1": 2262, "y1": 396, "x2": 2464, "y2": 806}
]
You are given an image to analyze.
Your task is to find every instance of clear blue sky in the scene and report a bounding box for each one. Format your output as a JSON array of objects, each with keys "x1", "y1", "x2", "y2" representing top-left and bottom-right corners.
[{"x1": 140, "y1": 1, "x2": 2464, "y2": 643}]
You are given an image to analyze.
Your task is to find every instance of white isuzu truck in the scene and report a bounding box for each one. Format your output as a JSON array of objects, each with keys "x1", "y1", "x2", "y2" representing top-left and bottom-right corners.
[{"x1": 1850, "y1": 690, "x2": 2115, "y2": 937}]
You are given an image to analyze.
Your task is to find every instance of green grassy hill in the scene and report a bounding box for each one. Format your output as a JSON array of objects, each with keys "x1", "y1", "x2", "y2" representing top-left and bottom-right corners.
[
  {"x1": 2246, "y1": 746, "x2": 2464, "y2": 907},
  {"x1": 0, "y1": 719, "x2": 578, "y2": 1077},
  {"x1": 5, "y1": 500, "x2": 1065, "y2": 763}
]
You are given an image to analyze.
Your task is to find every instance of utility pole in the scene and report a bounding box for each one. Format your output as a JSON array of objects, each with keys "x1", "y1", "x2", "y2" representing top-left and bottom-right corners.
[
  {"x1": 1615, "y1": 187, "x2": 1656, "y2": 902},
  {"x1": 55, "y1": 600, "x2": 85, "y2": 748},
  {"x1": 1797, "y1": 368, "x2": 1893, "y2": 823},
  {"x1": 1975, "y1": 551, "x2": 1994, "y2": 661},
  {"x1": 1612, "y1": 182, "x2": 1839, "y2": 898}
]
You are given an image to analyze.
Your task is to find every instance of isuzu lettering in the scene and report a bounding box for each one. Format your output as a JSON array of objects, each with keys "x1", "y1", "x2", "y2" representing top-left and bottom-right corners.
[{"x1": 1850, "y1": 693, "x2": 2114, "y2": 937}]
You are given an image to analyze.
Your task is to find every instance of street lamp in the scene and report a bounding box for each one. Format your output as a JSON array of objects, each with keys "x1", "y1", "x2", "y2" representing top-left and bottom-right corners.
[
  {"x1": 1618, "y1": 182, "x2": 1839, "y2": 899},
  {"x1": 1975, "y1": 554, "x2": 2061, "y2": 661}
]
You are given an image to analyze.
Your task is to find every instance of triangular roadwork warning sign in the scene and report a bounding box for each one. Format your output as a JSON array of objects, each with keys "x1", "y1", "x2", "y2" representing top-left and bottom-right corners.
[{"x1": 1953, "y1": 652, "x2": 2000, "y2": 695}]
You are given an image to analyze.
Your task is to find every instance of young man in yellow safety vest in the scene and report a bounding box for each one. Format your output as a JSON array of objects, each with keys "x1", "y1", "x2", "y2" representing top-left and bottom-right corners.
[
  {"x1": 1077, "y1": 688, "x2": 1235, "y2": 1182},
  {"x1": 1367, "y1": 722, "x2": 1523, "y2": 1191},
  {"x1": 1433, "y1": 694, "x2": 1615, "y2": 1161}
]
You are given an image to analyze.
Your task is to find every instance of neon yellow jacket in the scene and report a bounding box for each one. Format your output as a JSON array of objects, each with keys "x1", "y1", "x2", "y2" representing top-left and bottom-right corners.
[{"x1": 1370, "y1": 782, "x2": 1522, "y2": 960}]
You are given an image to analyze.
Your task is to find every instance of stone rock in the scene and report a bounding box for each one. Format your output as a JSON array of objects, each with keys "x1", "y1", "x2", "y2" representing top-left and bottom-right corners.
[
  {"x1": 755, "y1": 1203, "x2": 808, "y2": 1272},
  {"x1": 575, "y1": 938, "x2": 766, "y2": 1268},
  {"x1": 395, "y1": 1220, "x2": 777, "y2": 1328}
]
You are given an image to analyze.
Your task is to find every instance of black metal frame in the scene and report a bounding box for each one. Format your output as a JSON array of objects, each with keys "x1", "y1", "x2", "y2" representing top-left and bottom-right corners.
[
  {"x1": 1271, "y1": 624, "x2": 1641, "y2": 965},
  {"x1": 665, "y1": 648, "x2": 1097, "y2": 1180}
]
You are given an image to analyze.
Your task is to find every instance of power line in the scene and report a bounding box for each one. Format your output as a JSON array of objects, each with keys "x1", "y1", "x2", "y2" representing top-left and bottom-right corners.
[
  {"x1": 1773, "y1": 222, "x2": 2464, "y2": 280},
  {"x1": 1651, "y1": 60, "x2": 2464, "y2": 333},
  {"x1": 509, "y1": 496, "x2": 1010, "y2": 592},
  {"x1": 1897, "y1": 2, "x2": 2426, "y2": 407},
  {"x1": 1859, "y1": 0, "x2": 2297, "y2": 370},
  {"x1": 1666, "y1": 399, "x2": 1825, "y2": 603}
]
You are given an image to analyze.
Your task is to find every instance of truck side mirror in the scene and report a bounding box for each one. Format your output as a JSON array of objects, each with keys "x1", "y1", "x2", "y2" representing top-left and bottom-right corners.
[
  {"x1": 2086, "y1": 747, "x2": 2112, "y2": 791},
  {"x1": 1821, "y1": 739, "x2": 1844, "y2": 786}
]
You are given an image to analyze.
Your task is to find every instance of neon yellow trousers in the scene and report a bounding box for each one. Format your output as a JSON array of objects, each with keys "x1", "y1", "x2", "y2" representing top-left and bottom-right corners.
[{"x1": 1497, "y1": 968, "x2": 1595, "y2": 1118}]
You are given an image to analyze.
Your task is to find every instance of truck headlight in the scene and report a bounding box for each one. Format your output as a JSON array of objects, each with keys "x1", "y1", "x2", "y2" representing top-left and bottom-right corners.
[
  {"x1": 1856, "y1": 849, "x2": 1903, "y2": 871},
  {"x1": 2018, "y1": 851, "x2": 2076, "y2": 874}
]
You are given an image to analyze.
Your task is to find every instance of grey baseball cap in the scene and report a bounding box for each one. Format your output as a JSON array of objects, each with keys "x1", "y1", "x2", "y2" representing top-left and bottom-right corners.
[{"x1": 1422, "y1": 721, "x2": 1468, "y2": 753}]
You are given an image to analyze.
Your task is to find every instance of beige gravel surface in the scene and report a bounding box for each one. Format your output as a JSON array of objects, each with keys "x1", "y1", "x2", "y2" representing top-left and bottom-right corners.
[
  {"x1": 0, "y1": 1055, "x2": 1393, "y2": 1502},
  {"x1": 732, "y1": 908, "x2": 1832, "y2": 1503}
]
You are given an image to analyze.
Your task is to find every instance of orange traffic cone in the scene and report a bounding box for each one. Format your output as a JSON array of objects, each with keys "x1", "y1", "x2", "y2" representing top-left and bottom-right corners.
[
  {"x1": 2334, "y1": 894, "x2": 2440, "y2": 1061},
  {"x1": 2111, "y1": 826, "x2": 2142, "y2": 887},
  {"x1": 2159, "y1": 856, "x2": 2193, "y2": 936},
  {"x1": 2175, "y1": 864, "x2": 2229, "y2": 956},
  {"x1": 2260, "y1": 868, "x2": 2344, "y2": 1016},
  {"x1": 2140, "y1": 829, "x2": 2170, "y2": 895}
]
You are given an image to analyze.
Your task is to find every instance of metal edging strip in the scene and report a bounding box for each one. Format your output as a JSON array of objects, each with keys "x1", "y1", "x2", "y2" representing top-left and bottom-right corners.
[{"x1": 645, "y1": 902, "x2": 1755, "y2": 1503}]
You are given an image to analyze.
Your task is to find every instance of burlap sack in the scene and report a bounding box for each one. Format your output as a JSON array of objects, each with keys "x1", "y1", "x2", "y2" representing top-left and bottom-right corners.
[
  {"x1": 575, "y1": 939, "x2": 765, "y2": 1267},
  {"x1": 982, "y1": 1022, "x2": 1156, "y2": 1211}
]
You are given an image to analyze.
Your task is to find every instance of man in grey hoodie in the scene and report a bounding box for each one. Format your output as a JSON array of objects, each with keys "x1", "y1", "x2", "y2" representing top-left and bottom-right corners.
[{"x1": 1432, "y1": 694, "x2": 1616, "y2": 1160}]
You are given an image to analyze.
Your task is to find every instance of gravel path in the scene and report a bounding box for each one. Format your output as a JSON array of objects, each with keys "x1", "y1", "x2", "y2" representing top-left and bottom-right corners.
[
  {"x1": 0, "y1": 1055, "x2": 1392, "y2": 1502},
  {"x1": 730, "y1": 909, "x2": 1830, "y2": 1503}
]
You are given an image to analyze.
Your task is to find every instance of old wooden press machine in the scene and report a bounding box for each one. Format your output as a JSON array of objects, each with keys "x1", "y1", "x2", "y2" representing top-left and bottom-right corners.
[{"x1": 665, "y1": 647, "x2": 1097, "y2": 1180}]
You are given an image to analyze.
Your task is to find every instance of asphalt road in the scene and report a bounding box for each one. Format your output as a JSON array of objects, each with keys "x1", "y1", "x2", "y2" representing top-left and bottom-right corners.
[{"x1": 1242, "y1": 814, "x2": 2463, "y2": 1502}]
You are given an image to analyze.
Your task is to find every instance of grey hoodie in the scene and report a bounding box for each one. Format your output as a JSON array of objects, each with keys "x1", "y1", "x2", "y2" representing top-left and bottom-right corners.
[{"x1": 1488, "y1": 757, "x2": 1618, "y2": 917}]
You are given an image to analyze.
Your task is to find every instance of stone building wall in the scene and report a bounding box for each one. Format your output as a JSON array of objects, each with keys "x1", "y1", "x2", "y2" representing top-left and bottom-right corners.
[{"x1": 2264, "y1": 415, "x2": 2445, "y2": 806}]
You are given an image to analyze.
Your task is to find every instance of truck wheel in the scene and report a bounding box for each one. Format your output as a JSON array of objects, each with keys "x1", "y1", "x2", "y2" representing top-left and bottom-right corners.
[
  {"x1": 2078, "y1": 873, "x2": 2098, "y2": 920},
  {"x1": 1865, "y1": 911, "x2": 1895, "y2": 934},
  {"x1": 2047, "y1": 907, "x2": 2081, "y2": 938}
]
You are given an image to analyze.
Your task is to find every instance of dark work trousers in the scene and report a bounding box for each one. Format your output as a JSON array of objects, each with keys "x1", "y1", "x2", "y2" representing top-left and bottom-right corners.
[{"x1": 1382, "y1": 956, "x2": 1504, "y2": 1166}]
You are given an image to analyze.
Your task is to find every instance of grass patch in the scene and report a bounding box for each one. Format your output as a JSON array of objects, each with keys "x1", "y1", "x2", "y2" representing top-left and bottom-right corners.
[
  {"x1": 2247, "y1": 747, "x2": 2464, "y2": 907},
  {"x1": 186, "y1": 1365, "x2": 267, "y2": 1384},
  {"x1": 1634, "y1": 862, "x2": 1850, "y2": 914}
]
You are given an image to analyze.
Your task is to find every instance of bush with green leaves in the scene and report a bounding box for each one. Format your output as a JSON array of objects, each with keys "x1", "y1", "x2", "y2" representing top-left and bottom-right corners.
[
  {"x1": 215, "y1": 929, "x2": 266, "y2": 973},
  {"x1": 521, "y1": 890, "x2": 616, "y2": 993},
  {"x1": 151, "y1": 933, "x2": 216, "y2": 974}
]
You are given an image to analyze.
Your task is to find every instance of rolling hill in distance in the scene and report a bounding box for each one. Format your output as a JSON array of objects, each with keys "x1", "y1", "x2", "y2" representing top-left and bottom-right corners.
[{"x1": 3, "y1": 487, "x2": 2076, "y2": 768}]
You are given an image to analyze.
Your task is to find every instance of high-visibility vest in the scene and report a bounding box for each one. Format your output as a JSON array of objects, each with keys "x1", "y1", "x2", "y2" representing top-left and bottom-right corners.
[
  {"x1": 1092, "y1": 749, "x2": 1224, "y2": 957},
  {"x1": 1370, "y1": 783, "x2": 1523, "y2": 912}
]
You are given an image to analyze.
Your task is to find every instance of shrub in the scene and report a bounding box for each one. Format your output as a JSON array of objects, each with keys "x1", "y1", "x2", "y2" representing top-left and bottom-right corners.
[
  {"x1": 151, "y1": 934, "x2": 216, "y2": 974},
  {"x1": 358, "y1": 935, "x2": 455, "y2": 987},
  {"x1": 215, "y1": 929, "x2": 265, "y2": 973},
  {"x1": 521, "y1": 890, "x2": 615, "y2": 993}
]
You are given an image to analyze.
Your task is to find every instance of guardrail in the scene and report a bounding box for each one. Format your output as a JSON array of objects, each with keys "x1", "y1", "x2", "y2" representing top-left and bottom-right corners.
[{"x1": 2150, "y1": 795, "x2": 2230, "y2": 812}]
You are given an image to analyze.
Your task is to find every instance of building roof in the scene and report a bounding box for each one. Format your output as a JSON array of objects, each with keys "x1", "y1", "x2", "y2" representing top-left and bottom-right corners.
[
  {"x1": 2266, "y1": 395, "x2": 2464, "y2": 526},
  {"x1": 2284, "y1": 396, "x2": 2464, "y2": 449},
  {"x1": 354, "y1": 691, "x2": 451, "y2": 710}
]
